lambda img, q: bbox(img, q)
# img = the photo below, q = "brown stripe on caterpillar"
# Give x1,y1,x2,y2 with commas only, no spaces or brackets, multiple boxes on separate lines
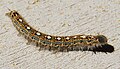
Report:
6,10,114,53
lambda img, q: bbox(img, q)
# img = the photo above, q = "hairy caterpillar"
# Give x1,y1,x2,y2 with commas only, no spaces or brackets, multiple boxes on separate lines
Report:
6,10,114,53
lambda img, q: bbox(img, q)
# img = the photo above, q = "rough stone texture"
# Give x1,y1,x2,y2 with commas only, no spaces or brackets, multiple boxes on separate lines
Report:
0,0,120,69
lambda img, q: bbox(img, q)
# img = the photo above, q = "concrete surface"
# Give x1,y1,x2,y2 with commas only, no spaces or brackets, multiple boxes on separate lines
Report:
0,0,120,69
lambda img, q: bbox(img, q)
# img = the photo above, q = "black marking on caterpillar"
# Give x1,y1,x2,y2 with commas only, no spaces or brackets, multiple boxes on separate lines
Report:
6,10,114,53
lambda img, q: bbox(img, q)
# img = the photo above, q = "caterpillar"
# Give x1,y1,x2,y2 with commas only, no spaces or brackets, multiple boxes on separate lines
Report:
6,10,114,53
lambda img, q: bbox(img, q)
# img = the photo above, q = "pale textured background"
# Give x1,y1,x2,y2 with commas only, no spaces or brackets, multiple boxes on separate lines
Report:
0,0,120,69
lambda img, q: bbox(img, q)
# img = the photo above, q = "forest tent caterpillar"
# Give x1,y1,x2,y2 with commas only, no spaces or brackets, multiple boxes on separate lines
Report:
6,10,113,53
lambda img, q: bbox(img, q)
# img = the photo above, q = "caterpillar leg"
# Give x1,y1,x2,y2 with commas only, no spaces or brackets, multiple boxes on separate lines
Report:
17,33,22,36
26,39,32,45
35,42,39,47
52,50,58,54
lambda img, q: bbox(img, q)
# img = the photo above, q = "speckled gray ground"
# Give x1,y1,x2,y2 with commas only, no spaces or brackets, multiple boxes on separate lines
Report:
0,0,120,69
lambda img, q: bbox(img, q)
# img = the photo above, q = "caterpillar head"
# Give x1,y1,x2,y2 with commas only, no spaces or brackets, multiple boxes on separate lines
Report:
96,35,108,43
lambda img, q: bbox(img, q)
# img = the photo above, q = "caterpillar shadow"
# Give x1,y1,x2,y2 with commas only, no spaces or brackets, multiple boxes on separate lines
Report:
88,44,114,53
57,44,114,53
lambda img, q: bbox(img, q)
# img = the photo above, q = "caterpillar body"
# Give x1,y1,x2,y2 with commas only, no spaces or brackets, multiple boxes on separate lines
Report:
6,10,113,53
